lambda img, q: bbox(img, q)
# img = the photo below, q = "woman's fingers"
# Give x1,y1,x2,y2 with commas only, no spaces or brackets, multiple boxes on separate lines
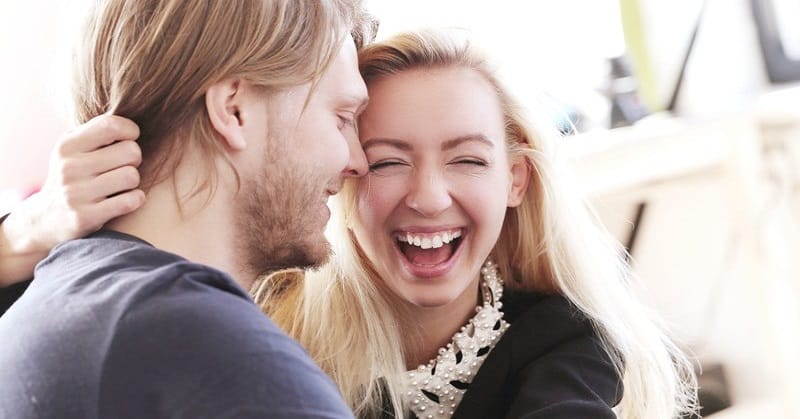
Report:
89,189,146,226
86,139,143,176
90,165,142,201
57,114,140,155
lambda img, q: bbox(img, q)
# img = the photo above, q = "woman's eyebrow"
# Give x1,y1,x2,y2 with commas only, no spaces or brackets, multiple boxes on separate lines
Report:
442,134,494,151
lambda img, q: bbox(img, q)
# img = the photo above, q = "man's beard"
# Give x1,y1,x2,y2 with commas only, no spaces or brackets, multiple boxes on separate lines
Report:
234,160,332,278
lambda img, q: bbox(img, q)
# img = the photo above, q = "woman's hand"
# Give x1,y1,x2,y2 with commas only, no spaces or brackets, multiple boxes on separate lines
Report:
0,114,144,285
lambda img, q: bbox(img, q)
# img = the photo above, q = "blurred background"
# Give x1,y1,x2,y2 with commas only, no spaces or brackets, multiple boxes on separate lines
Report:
1,0,799,417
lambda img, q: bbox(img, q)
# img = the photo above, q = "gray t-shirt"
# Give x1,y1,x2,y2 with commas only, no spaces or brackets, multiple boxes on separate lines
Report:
0,230,352,419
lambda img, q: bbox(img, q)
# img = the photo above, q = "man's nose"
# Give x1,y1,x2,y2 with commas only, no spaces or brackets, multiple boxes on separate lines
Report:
342,131,367,178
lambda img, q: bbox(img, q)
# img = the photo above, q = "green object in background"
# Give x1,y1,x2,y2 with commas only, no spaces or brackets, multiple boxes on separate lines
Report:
619,0,660,112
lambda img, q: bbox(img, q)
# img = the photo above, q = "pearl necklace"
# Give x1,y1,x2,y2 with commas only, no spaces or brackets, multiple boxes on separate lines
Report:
404,260,510,419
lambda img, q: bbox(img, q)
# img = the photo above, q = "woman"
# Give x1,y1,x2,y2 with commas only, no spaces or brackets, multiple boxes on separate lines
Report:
254,31,697,418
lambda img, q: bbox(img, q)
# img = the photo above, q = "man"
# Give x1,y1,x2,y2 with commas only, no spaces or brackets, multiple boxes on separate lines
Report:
0,0,372,417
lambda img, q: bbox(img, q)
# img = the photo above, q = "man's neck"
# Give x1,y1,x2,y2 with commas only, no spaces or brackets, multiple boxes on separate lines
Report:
106,172,255,290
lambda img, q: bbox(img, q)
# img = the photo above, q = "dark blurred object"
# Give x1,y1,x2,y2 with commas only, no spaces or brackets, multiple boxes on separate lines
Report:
752,0,800,83
0,280,31,317
667,0,706,113
623,201,648,263
606,55,649,128
686,362,733,418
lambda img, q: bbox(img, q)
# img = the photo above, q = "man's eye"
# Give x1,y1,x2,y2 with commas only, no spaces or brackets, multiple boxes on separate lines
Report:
338,115,355,129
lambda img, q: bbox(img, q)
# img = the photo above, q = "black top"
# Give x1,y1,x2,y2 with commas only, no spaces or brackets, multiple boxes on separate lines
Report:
0,212,32,315
0,278,29,316
0,230,353,419
396,292,622,419
452,291,622,418
0,211,29,316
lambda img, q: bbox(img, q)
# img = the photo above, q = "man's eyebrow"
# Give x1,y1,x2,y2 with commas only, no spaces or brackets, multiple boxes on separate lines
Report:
442,134,494,150
342,93,369,114
356,96,369,114
361,138,411,151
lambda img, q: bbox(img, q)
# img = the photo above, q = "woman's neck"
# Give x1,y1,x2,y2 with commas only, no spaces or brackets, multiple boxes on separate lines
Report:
402,280,481,369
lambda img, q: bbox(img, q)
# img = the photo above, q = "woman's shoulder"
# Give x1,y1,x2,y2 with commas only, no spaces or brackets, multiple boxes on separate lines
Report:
454,289,621,418
500,288,601,356
502,289,586,326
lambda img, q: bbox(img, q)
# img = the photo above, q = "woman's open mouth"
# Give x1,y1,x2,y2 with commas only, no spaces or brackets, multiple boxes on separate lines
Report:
394,228,464,268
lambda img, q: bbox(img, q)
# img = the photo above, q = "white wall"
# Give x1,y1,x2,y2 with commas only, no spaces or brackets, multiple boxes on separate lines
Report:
572,112,800,414
0,0,91,192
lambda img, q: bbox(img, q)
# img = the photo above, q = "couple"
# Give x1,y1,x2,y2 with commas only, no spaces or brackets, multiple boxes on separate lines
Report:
0,0,697,418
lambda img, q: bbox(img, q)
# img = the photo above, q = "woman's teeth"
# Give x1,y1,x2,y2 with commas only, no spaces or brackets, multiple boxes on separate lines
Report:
397,230,462,249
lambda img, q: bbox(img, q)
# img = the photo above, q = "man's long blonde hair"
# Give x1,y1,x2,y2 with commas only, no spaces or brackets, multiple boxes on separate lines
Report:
254,30,698,418
73,0,374,197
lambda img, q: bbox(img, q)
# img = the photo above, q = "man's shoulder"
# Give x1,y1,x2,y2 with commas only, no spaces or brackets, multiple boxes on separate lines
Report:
35,229,249,303
70,231,278,354
100,270,352,418
110,266,283,350
40,230,224,280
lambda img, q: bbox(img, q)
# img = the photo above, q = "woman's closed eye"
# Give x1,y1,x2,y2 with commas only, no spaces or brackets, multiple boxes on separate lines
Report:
368,159,408,173
452,158,488,167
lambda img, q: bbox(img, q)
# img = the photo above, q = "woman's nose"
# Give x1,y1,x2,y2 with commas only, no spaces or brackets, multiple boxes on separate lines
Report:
404,170,452,217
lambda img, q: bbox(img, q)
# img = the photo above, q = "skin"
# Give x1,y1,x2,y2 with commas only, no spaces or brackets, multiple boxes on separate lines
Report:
229,37,370,275
352,67,530,366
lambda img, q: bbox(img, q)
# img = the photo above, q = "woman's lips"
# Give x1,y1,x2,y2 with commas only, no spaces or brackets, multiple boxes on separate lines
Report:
393,232,465,279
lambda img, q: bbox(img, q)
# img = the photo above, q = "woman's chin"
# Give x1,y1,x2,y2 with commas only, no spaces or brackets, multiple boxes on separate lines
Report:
405,293,456,309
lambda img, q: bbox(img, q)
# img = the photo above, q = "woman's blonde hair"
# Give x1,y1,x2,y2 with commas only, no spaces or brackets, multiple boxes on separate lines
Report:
73,0,375,198
255,30,698,418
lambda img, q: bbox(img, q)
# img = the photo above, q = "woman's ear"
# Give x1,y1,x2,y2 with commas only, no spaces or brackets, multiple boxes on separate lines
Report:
206,78,247,151
507,154,531,207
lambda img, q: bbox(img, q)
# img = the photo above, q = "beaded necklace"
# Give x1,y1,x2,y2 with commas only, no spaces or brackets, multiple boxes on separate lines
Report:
404,260,509,419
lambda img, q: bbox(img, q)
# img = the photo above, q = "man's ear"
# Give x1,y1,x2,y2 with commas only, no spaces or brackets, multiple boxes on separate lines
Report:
507,155,531,207
206,78,247,151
